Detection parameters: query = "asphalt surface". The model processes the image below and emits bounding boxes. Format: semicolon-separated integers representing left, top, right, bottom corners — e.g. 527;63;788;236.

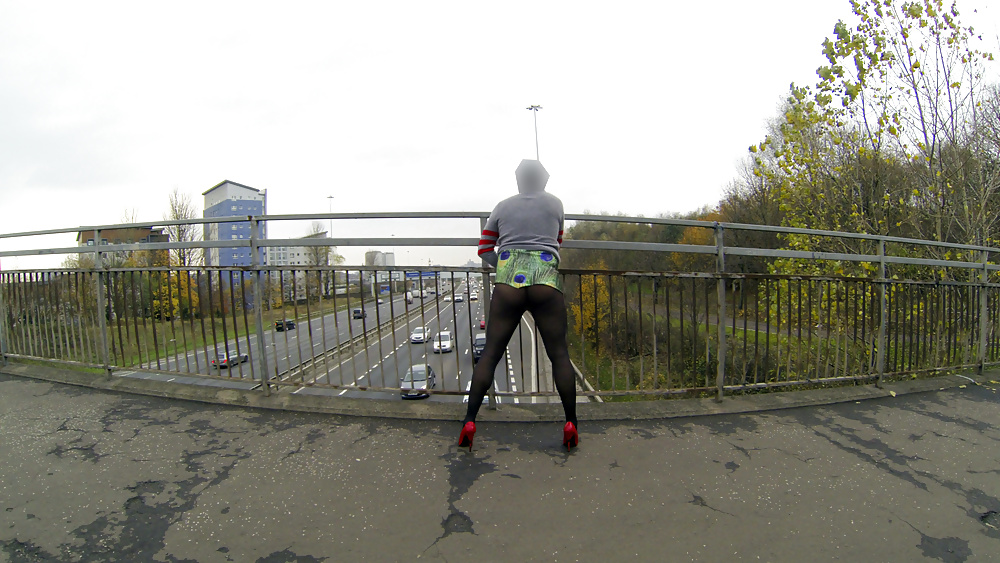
2;372;999;562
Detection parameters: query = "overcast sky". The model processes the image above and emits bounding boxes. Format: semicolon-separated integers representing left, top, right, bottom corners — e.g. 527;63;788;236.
1;0;997;268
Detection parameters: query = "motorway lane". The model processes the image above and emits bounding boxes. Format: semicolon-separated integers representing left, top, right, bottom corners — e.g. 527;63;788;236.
135;292;441;378
133;279;545;403
310;281;542;403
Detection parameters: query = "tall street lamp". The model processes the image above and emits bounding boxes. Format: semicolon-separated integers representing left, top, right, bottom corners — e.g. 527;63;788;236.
526;105;542;160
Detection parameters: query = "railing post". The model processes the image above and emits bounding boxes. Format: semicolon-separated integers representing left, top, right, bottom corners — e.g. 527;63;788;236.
876;239;887;388
978;249;989;374
0;265;9;367
251;217;271;396
479;215;497;409
93;229;113;378
714;223;726;402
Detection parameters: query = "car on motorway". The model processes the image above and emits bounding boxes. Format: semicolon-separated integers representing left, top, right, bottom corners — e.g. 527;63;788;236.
479;317;486;329
433;331;453;353
405;291;414;304
410;326;430;343
211;353;249;369
472;333;486;362
352;308;367;319
443;295;452;302
454;294;464;302
400;364;436;399
470;291;478;300
274;319;296;331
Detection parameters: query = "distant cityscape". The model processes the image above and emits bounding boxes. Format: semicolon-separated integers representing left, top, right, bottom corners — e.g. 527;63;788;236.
76;179;480;270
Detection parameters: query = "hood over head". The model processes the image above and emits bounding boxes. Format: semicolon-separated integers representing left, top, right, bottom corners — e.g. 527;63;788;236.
515;159;549;194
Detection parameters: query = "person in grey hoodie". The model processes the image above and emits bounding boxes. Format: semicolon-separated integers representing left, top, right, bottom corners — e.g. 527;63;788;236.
458;159;579;452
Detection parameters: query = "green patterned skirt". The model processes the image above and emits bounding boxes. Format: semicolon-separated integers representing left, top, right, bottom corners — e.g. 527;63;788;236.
495;249;562;292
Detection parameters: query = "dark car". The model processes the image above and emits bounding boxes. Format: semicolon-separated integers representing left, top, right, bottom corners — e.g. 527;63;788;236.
212;353;249;369
472;333;486;362
352;308;366;319
400;364;436;399
274;319;296;331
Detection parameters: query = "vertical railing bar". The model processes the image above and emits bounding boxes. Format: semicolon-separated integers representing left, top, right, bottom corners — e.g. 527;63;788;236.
637;276;644;389
302;270;316;385
330;268;344;387
318;269;332;386
178;269;192;373
345;269;358;387
113;271;127;369
93;232;112;375
0;272;9;366
125;271;140;369
359;270;373;388
83;272;98;365
59;273;74;362
665;276;673;390
784;276;792;382
28;272;41;359
704;278;712;388
250;219;270;390
19;272;32;358
876;239;888;385
144;271;161;370
389;270;401;390
167;270;181;372
579;274;586;375
55;272;69;361
206;270;221;375
714;224;726;400
278;270;291;381
978;250;989;373
239;272;256;382
66;273;79;362
739;277;746;386
268;271;280;381
7;273;22;357
41;272;57;360
292;270;308;384
652;276;659;390
217;271;232;378
37;272;53;359
592;273;600;389
197;271;211;378
33;273;50;359
228;271;245;380
609;274;617;393
622;276;632;391
187;269;201;374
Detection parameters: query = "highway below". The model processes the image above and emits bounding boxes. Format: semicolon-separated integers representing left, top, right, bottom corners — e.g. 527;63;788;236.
135;278;544;403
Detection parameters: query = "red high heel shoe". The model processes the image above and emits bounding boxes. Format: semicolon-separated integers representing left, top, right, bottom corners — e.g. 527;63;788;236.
563;422;579;452
458;421;476;451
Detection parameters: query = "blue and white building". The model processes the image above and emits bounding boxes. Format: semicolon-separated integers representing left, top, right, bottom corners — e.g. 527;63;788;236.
203;180;267;267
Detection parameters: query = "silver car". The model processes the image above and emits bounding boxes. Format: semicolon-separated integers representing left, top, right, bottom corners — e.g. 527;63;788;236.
433;331;453;353
400;364;436;399
410;326;430;343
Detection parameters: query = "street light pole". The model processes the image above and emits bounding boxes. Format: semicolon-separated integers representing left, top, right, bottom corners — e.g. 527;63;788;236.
526;105;542;160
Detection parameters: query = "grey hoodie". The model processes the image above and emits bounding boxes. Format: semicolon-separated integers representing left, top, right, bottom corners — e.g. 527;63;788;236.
478;160;564;267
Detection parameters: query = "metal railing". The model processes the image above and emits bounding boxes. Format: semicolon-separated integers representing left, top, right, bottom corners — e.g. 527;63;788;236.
2;212;999;402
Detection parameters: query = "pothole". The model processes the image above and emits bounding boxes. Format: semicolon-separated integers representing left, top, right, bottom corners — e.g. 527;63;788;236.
980;511;1000;530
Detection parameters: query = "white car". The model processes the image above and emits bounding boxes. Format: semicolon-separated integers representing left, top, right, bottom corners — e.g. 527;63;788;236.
410;326;430;343
469;291;478;301
433;331;454;353
443;295;452;302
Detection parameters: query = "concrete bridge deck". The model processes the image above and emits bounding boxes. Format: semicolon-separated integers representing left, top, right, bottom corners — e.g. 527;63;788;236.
1;370;999;562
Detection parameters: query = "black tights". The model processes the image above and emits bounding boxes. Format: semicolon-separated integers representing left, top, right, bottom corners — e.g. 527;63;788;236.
463;283;577;425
